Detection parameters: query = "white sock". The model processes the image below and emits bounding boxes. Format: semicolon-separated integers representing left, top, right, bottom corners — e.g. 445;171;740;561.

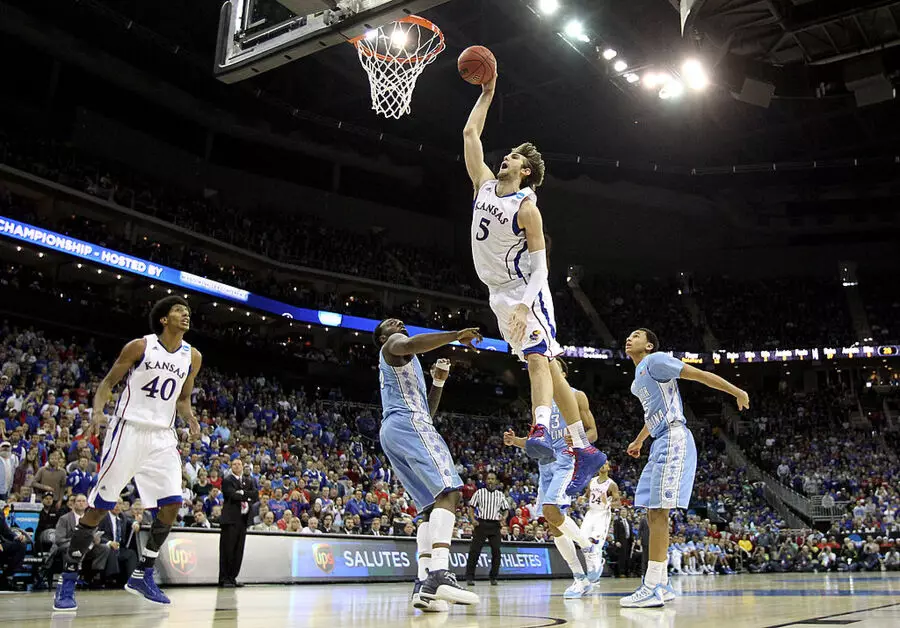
558;515;591;548
534;405;551;428
553;535;584;576
429;508;455;572
566;421;589;448
646;560;667;587
416;521;431;581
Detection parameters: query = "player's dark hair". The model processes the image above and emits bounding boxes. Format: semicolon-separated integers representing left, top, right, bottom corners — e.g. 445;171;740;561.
373;320;389;347
639;328;660;353
149;296;190;335
512;142;545;189
556;357;569;377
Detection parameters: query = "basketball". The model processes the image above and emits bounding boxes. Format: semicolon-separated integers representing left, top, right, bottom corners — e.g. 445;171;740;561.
458;45;496;85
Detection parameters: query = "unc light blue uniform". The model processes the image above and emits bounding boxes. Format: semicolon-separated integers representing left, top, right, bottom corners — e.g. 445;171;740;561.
631;353;697;510
535;399;576;517
378;347;462;510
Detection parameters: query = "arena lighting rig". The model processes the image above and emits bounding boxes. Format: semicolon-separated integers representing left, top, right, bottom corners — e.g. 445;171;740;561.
2;214;897;367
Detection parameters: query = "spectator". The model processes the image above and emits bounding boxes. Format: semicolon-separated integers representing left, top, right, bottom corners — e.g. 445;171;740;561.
251;512;278;532
54;494;110;582
0;501;28;590
32;451;67;506
302;517;322;535
0;441;17;500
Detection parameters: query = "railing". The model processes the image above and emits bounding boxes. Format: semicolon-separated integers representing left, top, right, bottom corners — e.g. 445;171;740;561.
808;495;851;522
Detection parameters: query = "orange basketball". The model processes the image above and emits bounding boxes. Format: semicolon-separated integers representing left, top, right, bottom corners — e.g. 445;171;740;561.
458;45;496;85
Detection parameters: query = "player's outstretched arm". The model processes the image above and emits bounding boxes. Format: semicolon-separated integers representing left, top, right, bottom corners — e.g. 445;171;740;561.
177;348;203;437
463;75;498;190
679;364;750;410
503;429;527;449
575;390;599;444
427;358;451;418
384;328;482;357
92;338;147;421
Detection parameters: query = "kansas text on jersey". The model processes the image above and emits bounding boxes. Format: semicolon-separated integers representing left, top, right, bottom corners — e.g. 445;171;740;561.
115;334;192;428
471;179;537;289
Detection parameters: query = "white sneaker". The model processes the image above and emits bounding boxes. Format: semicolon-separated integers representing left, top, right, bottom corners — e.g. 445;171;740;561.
583;546;602;583
423;599;450;612
564;575;592;599
659;583;676;602
619;580;665;608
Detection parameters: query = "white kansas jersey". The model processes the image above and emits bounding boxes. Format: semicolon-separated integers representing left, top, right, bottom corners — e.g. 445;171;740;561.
588;477;614;512
471;179;537;290
114;334;192;428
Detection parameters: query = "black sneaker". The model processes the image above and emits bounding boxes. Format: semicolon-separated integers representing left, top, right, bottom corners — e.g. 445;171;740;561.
420;569;480;605
467;579;475;587
491;579;498;586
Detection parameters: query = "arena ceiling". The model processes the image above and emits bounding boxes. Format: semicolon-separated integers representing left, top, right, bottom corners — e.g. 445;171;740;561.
7;0;900;168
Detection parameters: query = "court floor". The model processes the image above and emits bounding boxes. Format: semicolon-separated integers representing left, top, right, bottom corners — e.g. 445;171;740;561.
2;573;899;628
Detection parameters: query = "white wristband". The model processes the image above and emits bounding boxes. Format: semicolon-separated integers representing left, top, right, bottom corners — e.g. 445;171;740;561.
432;379;445;388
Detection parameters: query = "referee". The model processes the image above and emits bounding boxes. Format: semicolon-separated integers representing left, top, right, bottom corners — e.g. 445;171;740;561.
465;473;508;585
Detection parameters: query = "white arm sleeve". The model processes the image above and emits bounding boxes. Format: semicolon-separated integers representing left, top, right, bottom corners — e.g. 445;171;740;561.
518;249;548;308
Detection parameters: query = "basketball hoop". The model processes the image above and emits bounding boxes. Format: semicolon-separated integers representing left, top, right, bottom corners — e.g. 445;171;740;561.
351;15;445;119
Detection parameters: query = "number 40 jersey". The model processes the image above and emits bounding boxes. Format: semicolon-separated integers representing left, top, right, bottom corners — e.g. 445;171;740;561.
115;333;193;428
471;179;537;290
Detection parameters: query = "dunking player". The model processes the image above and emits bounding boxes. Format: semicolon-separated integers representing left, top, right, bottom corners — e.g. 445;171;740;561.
581;461;621;577
374;318;480;612
54;297;202;612
620;328;749;608
463;72;605;495
503;360;602;598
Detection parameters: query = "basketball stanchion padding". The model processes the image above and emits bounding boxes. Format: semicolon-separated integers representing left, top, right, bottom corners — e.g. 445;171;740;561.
350;15;445;119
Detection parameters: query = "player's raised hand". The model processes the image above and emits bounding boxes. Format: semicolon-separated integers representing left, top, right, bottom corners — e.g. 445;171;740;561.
626;440;643;458
483;71;497;93
456;328;483;348
503;429;517;446
735;389;750;411
431;358;451;384
509;304;529;345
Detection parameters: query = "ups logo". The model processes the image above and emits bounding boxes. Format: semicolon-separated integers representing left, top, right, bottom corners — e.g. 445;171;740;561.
313;543;335;574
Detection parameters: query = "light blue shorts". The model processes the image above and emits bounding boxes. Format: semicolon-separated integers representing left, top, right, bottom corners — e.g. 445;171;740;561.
635;424;697;510
535;453;575;517
380;412;462;510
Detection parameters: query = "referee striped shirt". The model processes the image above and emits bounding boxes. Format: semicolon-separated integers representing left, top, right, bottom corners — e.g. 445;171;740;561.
470;488;509;521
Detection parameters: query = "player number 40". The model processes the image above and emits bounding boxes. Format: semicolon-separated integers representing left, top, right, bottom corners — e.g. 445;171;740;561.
141;376;177;401
475;217;490;241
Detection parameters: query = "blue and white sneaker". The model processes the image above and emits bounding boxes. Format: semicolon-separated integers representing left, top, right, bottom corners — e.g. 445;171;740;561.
582;545;602;583
125;568;170;605
412;579;450;612
52;572;79;612
524;425;555;463
420;569;479;606
565;446;608;496
660;582;676;602
564;575;592;598
619;580;665;608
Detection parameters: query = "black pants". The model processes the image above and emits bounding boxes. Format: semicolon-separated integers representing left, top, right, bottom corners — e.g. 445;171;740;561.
219;523;248;584
0;539;26;586
465;520;501;581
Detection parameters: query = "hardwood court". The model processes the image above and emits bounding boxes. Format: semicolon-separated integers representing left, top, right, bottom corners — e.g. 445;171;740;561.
4;573;900;628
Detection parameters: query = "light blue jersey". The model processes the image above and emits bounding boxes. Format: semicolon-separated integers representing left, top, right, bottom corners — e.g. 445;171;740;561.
632;352;698;510
378;349;429;420
630;352;687;439
377;345;461;510
536;396;577;516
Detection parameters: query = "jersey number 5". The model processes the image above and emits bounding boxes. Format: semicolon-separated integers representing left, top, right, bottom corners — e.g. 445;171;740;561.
141;376;177;401
475;217;490;241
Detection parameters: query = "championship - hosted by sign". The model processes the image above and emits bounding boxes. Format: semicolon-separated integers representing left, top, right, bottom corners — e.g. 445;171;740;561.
146;530;561;585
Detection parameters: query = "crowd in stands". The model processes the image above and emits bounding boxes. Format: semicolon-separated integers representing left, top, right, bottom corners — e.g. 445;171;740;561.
1;319;898;590
861;273;899;344
695;276;855;350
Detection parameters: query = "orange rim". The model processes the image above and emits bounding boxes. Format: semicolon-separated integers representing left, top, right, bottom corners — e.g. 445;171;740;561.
350;15;445;65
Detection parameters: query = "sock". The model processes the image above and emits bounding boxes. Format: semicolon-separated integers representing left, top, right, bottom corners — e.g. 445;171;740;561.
534;406;551;429
429;508;455;572
566;421;589;448
553;535;584;576
138;518;172;570
416;521;432;581
646;560;667;586
558;515;591;548
64;523;97;572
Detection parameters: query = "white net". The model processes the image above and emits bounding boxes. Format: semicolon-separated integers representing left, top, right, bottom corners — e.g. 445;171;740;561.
353;16;445;119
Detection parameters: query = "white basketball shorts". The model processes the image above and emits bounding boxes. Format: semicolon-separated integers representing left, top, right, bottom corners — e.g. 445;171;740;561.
88;418;183;510
489;281;563;361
